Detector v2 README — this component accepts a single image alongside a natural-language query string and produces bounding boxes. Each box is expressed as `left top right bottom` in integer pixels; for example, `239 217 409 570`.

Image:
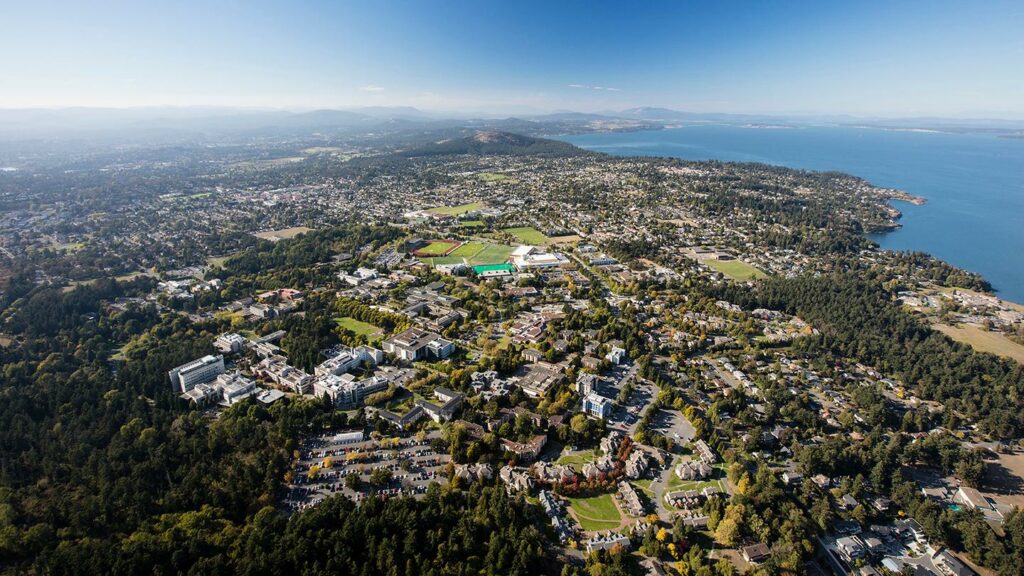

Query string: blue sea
560 125 1024 303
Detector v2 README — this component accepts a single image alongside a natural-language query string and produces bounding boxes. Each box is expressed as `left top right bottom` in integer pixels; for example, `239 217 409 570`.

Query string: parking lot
284 429 451 511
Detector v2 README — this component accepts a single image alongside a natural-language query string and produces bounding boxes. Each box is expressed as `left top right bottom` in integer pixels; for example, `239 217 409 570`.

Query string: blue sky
3 0 1023 117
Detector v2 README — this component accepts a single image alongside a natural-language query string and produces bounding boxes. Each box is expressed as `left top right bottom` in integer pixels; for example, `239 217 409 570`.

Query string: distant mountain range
1 105 1022 143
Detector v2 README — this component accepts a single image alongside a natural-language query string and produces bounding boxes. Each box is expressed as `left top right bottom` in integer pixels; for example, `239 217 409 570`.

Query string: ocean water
560 125 1024 303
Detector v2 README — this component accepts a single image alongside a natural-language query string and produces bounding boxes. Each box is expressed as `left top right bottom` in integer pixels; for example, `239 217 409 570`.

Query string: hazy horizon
3 0 1023 119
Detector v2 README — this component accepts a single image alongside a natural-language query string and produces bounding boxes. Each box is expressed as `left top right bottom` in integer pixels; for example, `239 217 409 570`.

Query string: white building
214 333 247 354
169 354 225 393
382 328 454 361
582 392 613 419
509 245 569 271
314 345 384 378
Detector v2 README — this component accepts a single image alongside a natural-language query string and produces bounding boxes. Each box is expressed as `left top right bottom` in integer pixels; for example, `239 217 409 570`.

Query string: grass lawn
568 494 622 531
427 202 484 216
503 226 549 245
478 172 511 182
632 479 655 496
469 243 514 265
933 323 1024 364
335 317 383 340
704 258 767 281
556 450 595 467
448 241 487 259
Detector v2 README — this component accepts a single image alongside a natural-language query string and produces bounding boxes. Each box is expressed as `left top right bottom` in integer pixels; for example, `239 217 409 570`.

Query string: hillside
400 130 587 157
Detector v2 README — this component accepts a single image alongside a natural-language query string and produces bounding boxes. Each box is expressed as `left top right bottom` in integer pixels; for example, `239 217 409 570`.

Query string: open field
567 494 622 532
335 317 383 340
704 258 767 281
503 226 548 245
477 172 511 182
981 450 1024 508
547 235 581 245
413 240 461 257
254 226 313 241
426 202 483 216
933 323 1024 364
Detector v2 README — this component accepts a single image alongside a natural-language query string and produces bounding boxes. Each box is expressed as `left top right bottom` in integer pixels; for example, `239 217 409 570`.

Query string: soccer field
503 226 548 245
704 258 767 281
470 243 513 264
414 240 461 256
426 202 483 216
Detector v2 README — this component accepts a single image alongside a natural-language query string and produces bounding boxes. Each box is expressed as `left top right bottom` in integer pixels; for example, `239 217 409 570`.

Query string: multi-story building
582 392 613 419
382 328 454 361
168 354 225 393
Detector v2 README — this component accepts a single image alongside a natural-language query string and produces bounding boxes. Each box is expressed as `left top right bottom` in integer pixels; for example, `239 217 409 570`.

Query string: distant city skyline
3 0 1024 118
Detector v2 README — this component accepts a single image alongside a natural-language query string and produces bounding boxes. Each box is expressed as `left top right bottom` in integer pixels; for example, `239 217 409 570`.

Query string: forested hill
400 130 587 157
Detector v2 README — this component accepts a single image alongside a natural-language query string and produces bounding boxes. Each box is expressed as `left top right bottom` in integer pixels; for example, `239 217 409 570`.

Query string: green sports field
503 226 548 244
426 202 484 216
704 258 767 281
415 240 460 256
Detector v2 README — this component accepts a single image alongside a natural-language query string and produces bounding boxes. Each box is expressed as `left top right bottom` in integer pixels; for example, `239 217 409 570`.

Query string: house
168 354 225 393
624 449 650 479
741 543 771 564
836 536 866 562
954 486 990 511
382 328 454 361
840 493 859 510
676 459 713 481
693 439 717 464
498 466 534 494
618 481 645 516
781 471 803 485
585 532 631 553
932 549 974 576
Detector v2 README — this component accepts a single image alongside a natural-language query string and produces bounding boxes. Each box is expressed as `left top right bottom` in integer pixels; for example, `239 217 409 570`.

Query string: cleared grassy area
335 317 383 340
503 226 548 245
556 450 595 467
567 494 622 531
427 202 484 216
478 172 511 182
933 323 1024 364
704 258 767 281
254 226 313 241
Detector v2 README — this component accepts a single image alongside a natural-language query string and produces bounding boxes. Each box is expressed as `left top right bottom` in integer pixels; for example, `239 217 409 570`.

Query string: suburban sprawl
1 124 1023 576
